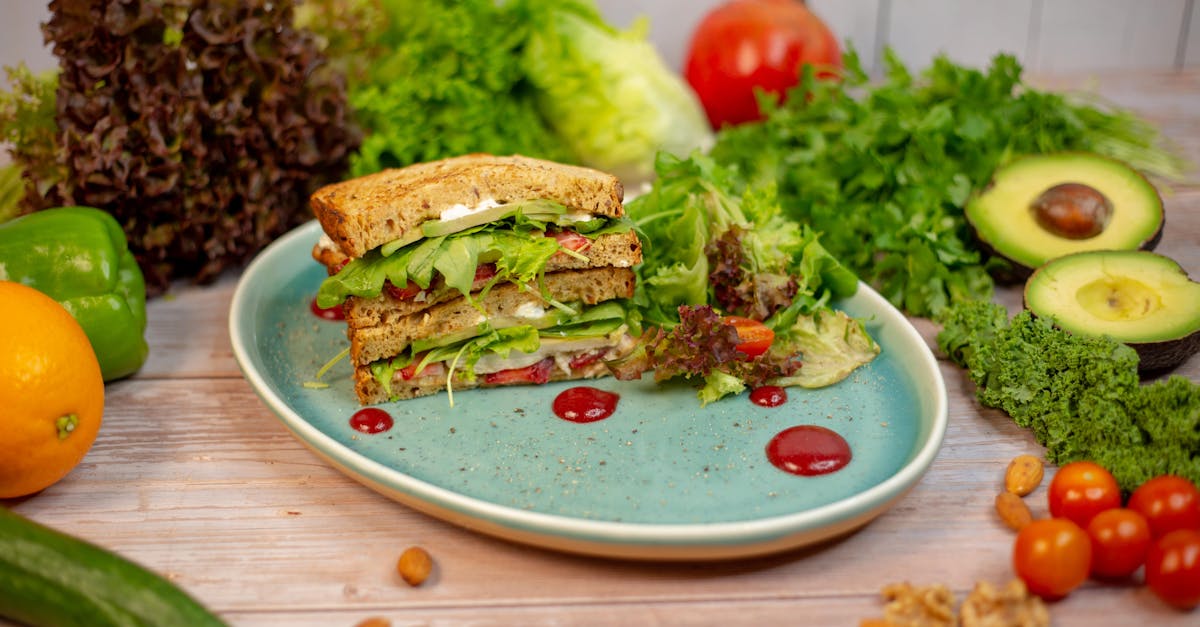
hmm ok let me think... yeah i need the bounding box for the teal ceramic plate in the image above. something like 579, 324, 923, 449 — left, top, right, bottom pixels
230, 221, 947, 560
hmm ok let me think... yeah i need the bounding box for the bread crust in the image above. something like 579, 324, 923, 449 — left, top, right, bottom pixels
347, 267, 636, 366
311, 154, 625, 258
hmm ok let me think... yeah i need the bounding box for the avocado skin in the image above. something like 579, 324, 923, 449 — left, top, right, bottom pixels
967, 152, 1164, 282
1022, 250, 1199, 374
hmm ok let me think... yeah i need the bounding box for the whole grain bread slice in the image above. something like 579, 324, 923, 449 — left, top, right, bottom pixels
347, 267, 636, 366
311, 154, 625, 258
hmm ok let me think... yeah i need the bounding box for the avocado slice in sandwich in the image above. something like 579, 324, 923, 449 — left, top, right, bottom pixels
1024, 250, 1200, 373
966, 153, 1163, 281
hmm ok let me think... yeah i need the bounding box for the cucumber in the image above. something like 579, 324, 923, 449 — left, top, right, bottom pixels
0, 507, 226, 627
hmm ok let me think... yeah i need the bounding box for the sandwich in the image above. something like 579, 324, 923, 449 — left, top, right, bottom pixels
310, 153, 643, 404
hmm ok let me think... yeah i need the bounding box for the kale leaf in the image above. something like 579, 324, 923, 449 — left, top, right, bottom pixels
937, 301, 1200, 492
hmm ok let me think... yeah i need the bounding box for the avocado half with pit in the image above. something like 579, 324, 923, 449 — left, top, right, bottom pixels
1024, 250, 1200, 372
966, 153, 1163, 281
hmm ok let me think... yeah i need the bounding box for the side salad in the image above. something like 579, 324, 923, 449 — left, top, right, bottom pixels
611, 153, 879, 404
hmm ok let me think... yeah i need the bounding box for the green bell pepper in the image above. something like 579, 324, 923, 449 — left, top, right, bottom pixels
0, 206, 148, 380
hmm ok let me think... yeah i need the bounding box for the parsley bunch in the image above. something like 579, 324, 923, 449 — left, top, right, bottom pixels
712, 50, 1188, 317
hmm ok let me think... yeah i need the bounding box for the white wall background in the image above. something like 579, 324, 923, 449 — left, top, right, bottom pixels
0, 1, 1195, 75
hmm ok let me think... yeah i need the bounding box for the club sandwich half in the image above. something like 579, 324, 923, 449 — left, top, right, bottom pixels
311, 154, 643, 404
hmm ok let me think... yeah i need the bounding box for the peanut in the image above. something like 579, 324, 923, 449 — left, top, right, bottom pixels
397, 546, 433, 586
995, 491, 1033, 531
1004, 455, 1044, 496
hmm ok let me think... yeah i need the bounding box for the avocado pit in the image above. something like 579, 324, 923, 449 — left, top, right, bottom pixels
1031, 182, 1112, 239
965, 153, 1163, 281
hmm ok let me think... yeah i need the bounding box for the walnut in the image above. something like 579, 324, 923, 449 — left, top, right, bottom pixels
862, 581, 958, 627
861, 580, 1051, 627
960, 579, 1049, 627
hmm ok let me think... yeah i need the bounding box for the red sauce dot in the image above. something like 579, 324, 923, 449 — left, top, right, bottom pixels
553, 386, 619, 423
766, 425, 851, 476
750, 385, 787, 407
350, 408, 393, 434
310, 297, 345, 321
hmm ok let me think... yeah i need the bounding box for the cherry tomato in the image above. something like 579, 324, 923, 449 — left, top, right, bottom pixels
1145, 529, 1200, 610
1013, 518, 1092, 599
1128, 475, 1200, 538
723, 315, 774, 357
684, 0, 842, 128
1047, 461, 1122, 528
1086, 508, 1152, 579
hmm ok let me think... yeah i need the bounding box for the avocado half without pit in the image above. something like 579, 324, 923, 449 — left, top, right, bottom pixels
1024, 250, 1200, 372
966, 153, 1163, 281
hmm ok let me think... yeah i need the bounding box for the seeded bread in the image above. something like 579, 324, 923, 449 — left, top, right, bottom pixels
311, 154, 625, 258
347, 267, 636, 366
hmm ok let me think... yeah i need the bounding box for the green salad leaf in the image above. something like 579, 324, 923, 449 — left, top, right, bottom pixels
314, 0, 572, 176
711, 49, 1189, 317
619, 152, 876, 402
515, 0, 712, 183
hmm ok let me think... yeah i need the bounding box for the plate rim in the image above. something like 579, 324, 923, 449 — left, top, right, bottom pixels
229, 220, 948, 555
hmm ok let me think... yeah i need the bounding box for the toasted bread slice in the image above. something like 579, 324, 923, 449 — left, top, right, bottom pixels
353, 339, 630, 404
347, 267, 636, 366
313, 230, 643, 327
311, 154, 625, 258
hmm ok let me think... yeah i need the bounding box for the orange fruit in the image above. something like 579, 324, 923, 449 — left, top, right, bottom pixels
0, 281, 105, 498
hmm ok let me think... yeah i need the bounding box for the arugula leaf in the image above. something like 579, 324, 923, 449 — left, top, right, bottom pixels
317, 214, 635, 309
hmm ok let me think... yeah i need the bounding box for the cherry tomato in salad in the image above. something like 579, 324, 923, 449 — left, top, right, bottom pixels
684, 0, 842, 128
1129, 475, 1200, 538
723, 315, 774, 357
1013, 517, 1092, 600
1145, 529, 1200, 610
1048, 460, 1122, 528
1086, 508, 1152, 579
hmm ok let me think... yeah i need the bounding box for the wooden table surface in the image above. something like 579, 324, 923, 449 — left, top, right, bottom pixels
4, 71, 1199, 627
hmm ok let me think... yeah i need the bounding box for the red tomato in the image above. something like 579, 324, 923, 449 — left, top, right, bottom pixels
1129, 475, 1200, 538
684, 0, 842, 128
723, 315, 774, 357
1013, 518, 1092, 599
1047, 461, 1122, 528
1086, 508, 1152, 579
384, 279, 422, 300
1145, 529, 1200, 610
483, 357, 554, 385
548, 229, 592, 253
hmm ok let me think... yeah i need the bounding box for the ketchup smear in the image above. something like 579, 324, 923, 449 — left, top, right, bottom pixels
750, 385, 787, 407
553, 387, 620, 423
310, 297, 345, 321
766, 425, 851, 476
349, 408, 393, 434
